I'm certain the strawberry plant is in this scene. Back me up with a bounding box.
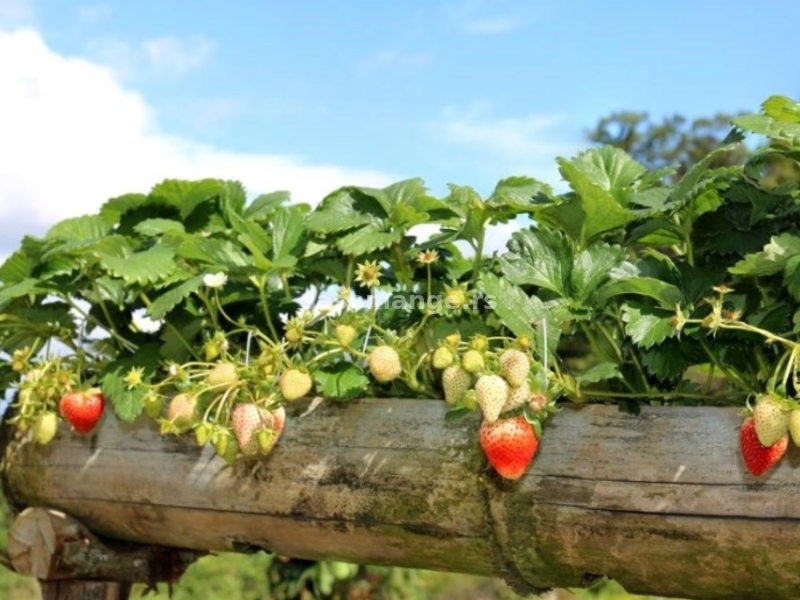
[1,95,800,480]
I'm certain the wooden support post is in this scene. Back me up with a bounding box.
[7,507,202,599]
[38,581,132,600]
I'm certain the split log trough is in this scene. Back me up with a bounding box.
[2,399,800,600]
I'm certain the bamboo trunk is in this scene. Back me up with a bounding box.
[2,399,799,600]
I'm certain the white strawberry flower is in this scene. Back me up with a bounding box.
[203,272,228,288]
[131,308,163,334]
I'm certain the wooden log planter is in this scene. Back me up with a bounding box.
[2,398,800,600]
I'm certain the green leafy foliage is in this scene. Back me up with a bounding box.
[2,94,800,422]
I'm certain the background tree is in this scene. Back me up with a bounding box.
[587,112,750,177]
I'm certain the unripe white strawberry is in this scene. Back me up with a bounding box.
[335,324,357,348]
[34,411,58,445]
[474,375,508,424]
[790,409,800,448]
[432,346,455,370]
[368,346,402,383]
[279,369,313,401]
[504,381,531,412]
[168,393,198,433]
[753,395,790,447]
[442,365,471,405]
[206,362,239,388]
[259,405,286,455]
[500,349,529,388]
[232,403,274,456]
[461,350,485,374]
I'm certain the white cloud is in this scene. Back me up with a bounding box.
[74,3,112,24]
[142,35,216,75]
[0,0,34,28]
[358,49,433,72]
[85,34,216,79]
[459,16,522,35]
[437,103,582,186]
[444,0,526,35]
[0,28,395,256]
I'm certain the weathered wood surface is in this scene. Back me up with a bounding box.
[8,507,200,583]
[2,399,800,600]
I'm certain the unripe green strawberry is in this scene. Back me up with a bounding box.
[34,411,58,445]
[442,365,471,405]
[461,350,485,374]
[500,349,530,388]
[753,395,789,447]
[204,340,221,362]
[143,393,165,419]
[168,393,198,433]
[432,346,455,370]
[368,346,402,383]
[504,381,531,412]
[232,403,274,456]
[789,410,800,447]
[211,429,231,459]
[206,362,239,388]
[474,375,509,424]
[195,422,212,447]
[469,335,488,352]
[335,324,357,348]
[279,369,313,401]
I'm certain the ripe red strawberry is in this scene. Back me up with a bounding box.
[753,394,789,446]
[279,369,313,401]
[500,349,530,388]
[368,346,402,383]
[232,403,274,456]
[58,389,105,434]
[479,416,538,480]
[789,409,800,447]
[740,417,788,477]
[206,362,239,388]
[442,365,471,405]
[474,375,508,423]
[504,381,531,412]
[168,393,198,433]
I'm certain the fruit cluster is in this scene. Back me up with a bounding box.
[8,319,556,480]
[740,394,800,477]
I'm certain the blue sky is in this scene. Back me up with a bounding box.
[0,0,799,258]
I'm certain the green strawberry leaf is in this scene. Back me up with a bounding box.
[500,228,572,297]
[334,225,404,256]
[571,243,627,304]
[245,191,291,221]
[100,370,147,423]
[133,218,185,237]
[98,245,178,285]
[313,363,370,401]
[148,275,205,320]
[0,250,36,285]
[729,233,800,277]
[575,362,622,385]
[307,187,384,234]
[272,205,309,265]
[622,304,677,348]
[480,272,561,357]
